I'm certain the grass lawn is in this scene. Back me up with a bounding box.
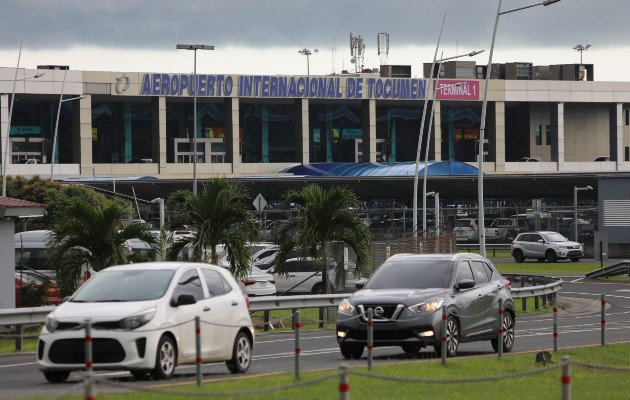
[34,342,630,400]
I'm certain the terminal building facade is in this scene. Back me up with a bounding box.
[1,61,630,181]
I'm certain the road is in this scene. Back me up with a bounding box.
[1,278,629,399]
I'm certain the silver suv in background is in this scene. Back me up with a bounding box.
[511,231,583,263]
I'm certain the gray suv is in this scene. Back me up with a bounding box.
[511,231,583,263]
[336,253,515,359]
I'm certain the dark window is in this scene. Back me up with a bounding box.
[456,261,475,282]
[365,259,454,289]
[471,261,490,283]
[536,125,542,146]
[201,269,228,297]
[172,269,204,301]
[546,125,551,145]
[625,109,629,126]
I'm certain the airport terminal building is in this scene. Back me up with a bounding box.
[2,61,630,183]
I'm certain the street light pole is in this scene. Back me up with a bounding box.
[574,186,592,242]
[477,0,562,256]
[176,44,214,195]
[50,70,85,180]
[2,42,44,197]
[298,48,318,75]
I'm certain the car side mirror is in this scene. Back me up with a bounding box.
[538,239,544,243]
[172,293,197,307]
[456,279,475,290]
[355,278,367,289]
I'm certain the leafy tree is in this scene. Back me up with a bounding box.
[273,184,372,293]
[165,178,262,279]
[46,198,159,296]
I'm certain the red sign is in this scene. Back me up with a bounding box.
[435,80,480,100]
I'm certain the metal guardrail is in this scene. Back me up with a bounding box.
[457,243,512,256]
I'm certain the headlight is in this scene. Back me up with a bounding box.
[408,299,444,314]
[338,299,355,314]
[120,308,156,331]
[45,316,59,333]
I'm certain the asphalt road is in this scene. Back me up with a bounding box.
[1,278,629,399]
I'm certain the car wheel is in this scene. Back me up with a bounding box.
[491,310,515,353]
[130,370,150,380]
[152,335,177,380]
[226,331,252,373]
[401,344,422,354]
[434,316,460,357]
[545,250,558,263]
[43,371,70,383]
[537,258,546,263]
[311,283,323,294]
[512,250,525,263]
[570,257,581,262]
[340,344,364,359]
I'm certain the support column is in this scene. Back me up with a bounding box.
[362,99,376,162]
[296,99,309,164]
[151,96,166,168]
[77,95,93,177]
[555,102,565,168]
[226,98,241,174]
[0,94,8,170]
[614,103,623,165]
[495,101,505,171]
[433,100,442,161]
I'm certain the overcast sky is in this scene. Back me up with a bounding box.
[1,0,627,81]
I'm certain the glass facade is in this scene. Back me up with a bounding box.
[240,102,296,163]
[309,103,363,163]
[440,104,483,162]
[166,100,226,163]
[91,99,153,163]
[376,103,423,162]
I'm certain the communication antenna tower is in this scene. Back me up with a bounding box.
[349,33,365,72]
[377,32,389,65]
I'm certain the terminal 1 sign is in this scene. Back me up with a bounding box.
[137,73,479,101]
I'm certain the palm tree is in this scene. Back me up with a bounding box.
[165,178,261,279]
[46,198,159,296]
[273,184,372,294]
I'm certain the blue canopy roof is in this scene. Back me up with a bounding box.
[279,161,478,177]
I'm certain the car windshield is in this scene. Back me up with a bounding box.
[72,269,175,302]
[541,232,569,242]
[364,259,453,290]
[455,220,474,228]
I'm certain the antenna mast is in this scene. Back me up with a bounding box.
[377,32,389,66]
[349,33,365,72]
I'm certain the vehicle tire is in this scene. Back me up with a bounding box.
[545,250,558,263]
[151,335,177,380]
[226,331,252,373]
[570,257,581,262]
[43,371,70,383]
[130,370,150,380]
[491,310,515,353]
[537,258,546,263]
[433,316,460,357]
[340,344,364,359]
[401,344,422,354]
[311,283,323,294]
[512,250,525,263]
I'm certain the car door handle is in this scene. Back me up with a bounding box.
[203,306,211,312]
[231,301,238,306]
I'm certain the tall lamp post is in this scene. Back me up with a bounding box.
[573,43,590,64]
[176,44,214,195]
[50,70,85,180]
[298,48,318,75]
[574,186,592,242]
[477,0,562,256]
[413,49,483,237]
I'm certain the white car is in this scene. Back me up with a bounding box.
[268,257,338,295]
[237,265,277,297]
[37,262,254,383]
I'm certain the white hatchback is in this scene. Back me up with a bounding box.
[37,262,254,383]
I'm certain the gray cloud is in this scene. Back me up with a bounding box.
[0,0,623,53]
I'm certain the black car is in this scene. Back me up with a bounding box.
[336,253,515,359]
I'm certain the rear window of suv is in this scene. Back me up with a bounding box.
[455,219,476,228]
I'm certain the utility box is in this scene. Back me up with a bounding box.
[594,230,609,262]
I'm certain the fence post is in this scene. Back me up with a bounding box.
[441,306,447,366]
[15,324,23,352]
[498,298,504,359]
[561,356,571,400]
[338,363,350,400]
[601,294,606,347]
[264,310,271,332]
[195,316,202,387]
[553,296,558,353]
[84,320,95,400]
[367,308,373,371]
[294,310,301,380]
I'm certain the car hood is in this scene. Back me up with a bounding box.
[552,240,582,247]
[50,300,158,321]
[349,288,448,305]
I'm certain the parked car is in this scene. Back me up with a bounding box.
[484,218,512,242]
[37,262,254,383]
[15,270,62,307]
[518,157,541,162]
[336,253,515,359]
[268,257,337,295]
[455,218,488,243]
[237,265,277,297]
[510,231,583,263]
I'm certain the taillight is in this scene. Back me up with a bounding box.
[469,224,475,231]
[270,280,276,284]
[511,241,516,245]
[505,280,512,291]
[241,279,256,286]
[241,290,250,310]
